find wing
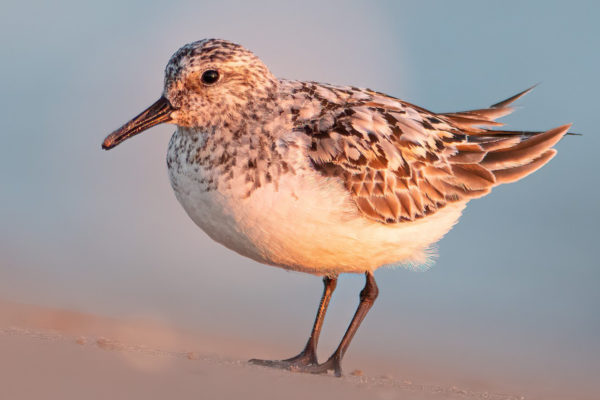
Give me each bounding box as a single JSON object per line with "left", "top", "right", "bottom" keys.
{"left": 294, "top": 83, "right": 570, "bottom": 223}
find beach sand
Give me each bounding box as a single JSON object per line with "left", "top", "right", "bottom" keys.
{"left": 0, "top": 299, "right": 532, "bottom": 400}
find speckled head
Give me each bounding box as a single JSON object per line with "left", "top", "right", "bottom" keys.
{"left": 164, "top": 39, "right": 279, "bottom": 128}
{"left": 102, "top": 39, "right": 278, "bottom": 150}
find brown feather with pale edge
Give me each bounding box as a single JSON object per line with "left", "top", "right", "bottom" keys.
{"left": 303, "top": 85, "right": 570, "bottom": 224}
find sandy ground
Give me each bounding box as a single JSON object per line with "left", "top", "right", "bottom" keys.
{"left": 0, "top": 299, "right": 536, "bottom": 400}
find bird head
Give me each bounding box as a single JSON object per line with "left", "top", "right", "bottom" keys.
{"left": 102, "top": 39, "right": 277, "bottom": 150}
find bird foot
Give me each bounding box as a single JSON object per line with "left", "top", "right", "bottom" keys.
{"left": 249, "top": 353, "right": 342, "bottom": 377}
{"left": 249, "top": 351, "right": 317, "bottom": 370}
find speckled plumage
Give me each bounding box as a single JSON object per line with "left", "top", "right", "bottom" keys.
{"left": 103, "top": 38, "right": 571, "bottom": 376}
{"left": 155, "top": 39, "right": 570, "bottom": 274}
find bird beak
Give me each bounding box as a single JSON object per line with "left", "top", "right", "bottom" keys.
{"left": 102, "top": 96, "right": 176, "bottom": 150}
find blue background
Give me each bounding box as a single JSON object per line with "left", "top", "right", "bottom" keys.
{"left": 1, "top": 1, "right": 598, "bottom": 398}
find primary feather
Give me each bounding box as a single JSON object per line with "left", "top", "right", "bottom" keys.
{"left": 292, "top": 82, "right": 570, "bottom": 223}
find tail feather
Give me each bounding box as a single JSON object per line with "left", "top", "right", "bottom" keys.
{"left": 442, "top": 124, "right": 570, "bottom": 203}
{"left": 441, "top": 85, "right": 537, "bottom": 131}
{"left": 440, "top": 85, "right": 572, "bottom": 188}
{"left": 490, "top": 85, "right": 537, "bottom": 108}
{"left": 480, "top": 124, "right": 571, "bottom": 170}
{"left": 493, "top": 149, "right": 556, "bottom": 184}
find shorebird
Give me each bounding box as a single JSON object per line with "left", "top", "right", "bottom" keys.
{"left": 102, "top": 39, "right": 571, "bottom": 376}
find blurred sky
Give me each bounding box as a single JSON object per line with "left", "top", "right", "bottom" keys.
{"left": 1, "top": 1, "right": 598, "bottom": 398}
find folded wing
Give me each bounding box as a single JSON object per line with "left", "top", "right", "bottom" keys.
{"left": 301, "top": 85, "right": 570, "bottom": 223}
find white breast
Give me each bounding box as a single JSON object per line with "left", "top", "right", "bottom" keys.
{"left": 167, "top": 130, "right": 466, "bottom": 276}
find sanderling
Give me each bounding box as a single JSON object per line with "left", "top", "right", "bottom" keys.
{"left": 102, "top": 39, "right": 571, "bottom": 376}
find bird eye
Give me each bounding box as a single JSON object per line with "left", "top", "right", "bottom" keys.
{"left": 201, "top": 70, "right": 219, "bottom": 85}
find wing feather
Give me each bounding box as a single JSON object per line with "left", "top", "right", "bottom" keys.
{"left": 493, "top": 149, "right": 556, "bottom": 184}
{"left": 295, "top": 84, "right": 570, "bottom": 223}
{"left": 480, "top": 125, "right": 570, "bottom": 170}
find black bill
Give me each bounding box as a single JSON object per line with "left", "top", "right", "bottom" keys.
{"left": 102, "top": 96, "right": 176, "bottom": 150}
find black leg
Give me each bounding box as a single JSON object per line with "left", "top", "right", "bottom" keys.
{"left": 302, "top": 271, "right": 379, "bottom": 376}
{"left": 249, "top": 275, "right": 338, "bottom": 369}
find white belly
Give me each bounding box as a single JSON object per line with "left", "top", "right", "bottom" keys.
{"left": 167, "top": 133, "right": 465, "bottom": 275}
{"left": 168, "top": 149, "right": 465, "bottom": 275}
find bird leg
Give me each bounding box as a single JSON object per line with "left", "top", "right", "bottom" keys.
{"left": 250, "top": 272, "right": 379, "bottom": 377}
{"left": 249, "top": 275, "right": 338, "bottom": 369}
{"left": 300, "top": 271, "right": 379, "bottom": 377}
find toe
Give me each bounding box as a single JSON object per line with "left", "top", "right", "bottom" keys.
{"left": 248, "top": 358, "right": 289, "bottom": 368}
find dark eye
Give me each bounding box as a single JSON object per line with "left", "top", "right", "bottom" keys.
{"left": 201, "top": 70, "right": 219, "bottom": 85}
